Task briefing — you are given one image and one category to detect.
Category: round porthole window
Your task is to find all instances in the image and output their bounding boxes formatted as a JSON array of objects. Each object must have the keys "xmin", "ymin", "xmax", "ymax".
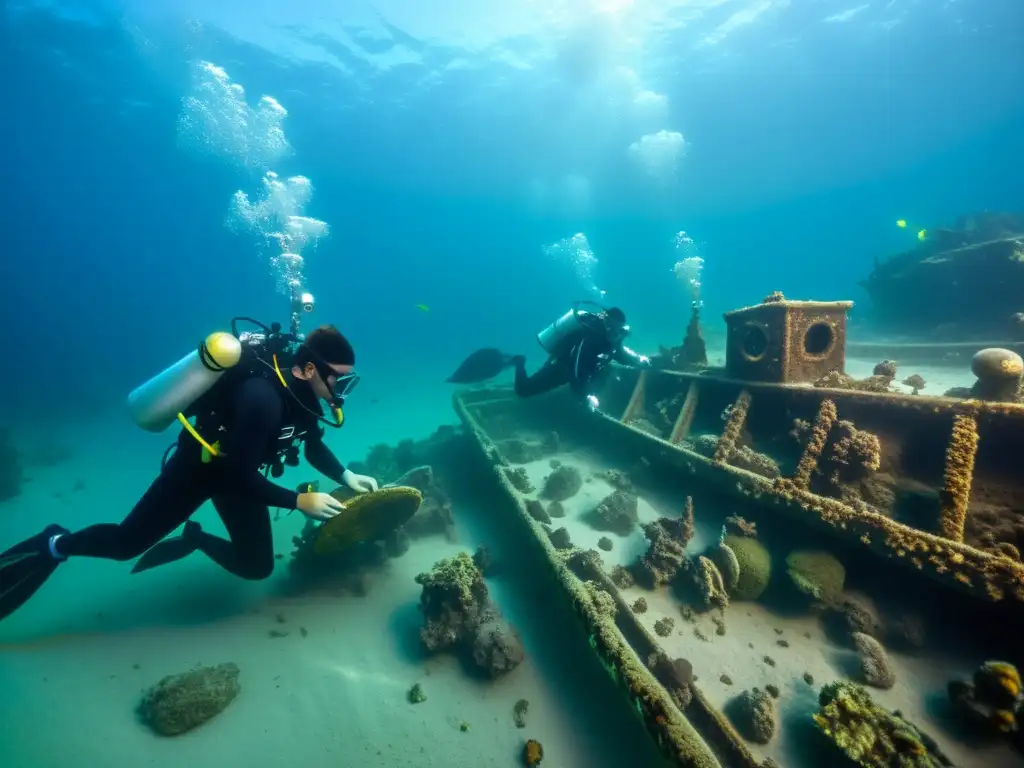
[
  {"xmin": 804, "ymin": 322, "xmax": 834, "ymax": 357},
  {"xmin": 739, "ymin": 323, "xmax": 769, "ymax": 361}
]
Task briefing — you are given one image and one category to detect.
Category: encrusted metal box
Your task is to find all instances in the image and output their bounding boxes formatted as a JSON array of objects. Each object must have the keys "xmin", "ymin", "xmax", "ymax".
[{"xmin": 724, "ymin": 298, "xmax": 853, "ymax": 383}]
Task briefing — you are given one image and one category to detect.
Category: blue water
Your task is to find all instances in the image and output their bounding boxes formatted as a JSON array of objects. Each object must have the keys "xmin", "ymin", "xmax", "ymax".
[{"xmin": 2, "ymin": 1, "xmax": 1024, "ymax": 766}]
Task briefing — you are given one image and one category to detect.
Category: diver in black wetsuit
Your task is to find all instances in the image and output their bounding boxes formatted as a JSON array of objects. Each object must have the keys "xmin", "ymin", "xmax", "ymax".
[
  {"xmin": 513, "ymin": 305, "xmax": 650, "ymax": 411},
  {"xmin": 0, "ymin": 325, "xmax": 379, "ymax": 621}
]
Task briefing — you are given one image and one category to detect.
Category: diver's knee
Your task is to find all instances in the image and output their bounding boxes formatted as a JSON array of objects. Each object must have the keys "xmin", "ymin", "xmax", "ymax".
[{"xmin": 239, "ymin": 558, "xmax": 275, "ymax": 581}]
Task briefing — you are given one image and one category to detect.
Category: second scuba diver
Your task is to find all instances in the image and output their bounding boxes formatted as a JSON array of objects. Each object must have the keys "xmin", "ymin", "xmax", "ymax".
[
  {"xmin": 513, "ymin": 303, "xmax": 650, "ymax": 410},
  {"xmin": 0, "ymin": 323, "xmax": 379, "ymax": 621}
]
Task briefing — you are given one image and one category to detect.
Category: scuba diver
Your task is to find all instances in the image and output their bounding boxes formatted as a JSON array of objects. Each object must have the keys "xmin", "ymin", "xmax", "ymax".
[
  {"xmin": 0, "ymin": 319, "xmax": 379, "ymax": 622},
  {"xmin": 513, "ymin": 303, "xmax": 650, "ymax": 411}
]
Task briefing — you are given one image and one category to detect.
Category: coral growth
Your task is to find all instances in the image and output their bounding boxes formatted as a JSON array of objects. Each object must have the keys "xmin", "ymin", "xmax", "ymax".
[
  {"xmin": 823, "ymin": 592, "xmax": 884, "ymax": 644},
  {"xmin": 713, "ymin": 390, "xmax": 752, "ymax": 464},
  {"xmin": 514, "ymin": 698, "xmax": 530, "ymax": 728},
  {"xmin": 792, "ymin": 400, "xmax": 838, "ymax": 489},
  {"xmin": 724, "ymin": 515, "xmax": 757, "ymax": 538},
  {"xmin": 791, "ymin": 414, "xmax": 882, "ymax": 503},
  {"xmin": 414, "ymin": 552, "xmax": 524, "ymax": 678},
  {"xmin": 949, "ymin": 660, "xmax": 1023, "ymax": 741},
  {"xmin": 526, "ymin": 500, "xmax": 551, "ymax": 524},
  {"xmin": 599, "ymin": 469, "xmax": 635, "ymax": 492},
  {"xmin": 903, "ymin": 375, "xmax": 926, "ymax": 395},
  {"xmin": 582, "ymin": 581, "xmax": 617, "ymax": 618},
  {"xmin": 137, "ymin": 662, "xmax": 241, "ymax": 736},
  {"xmin": 814, "ymin": 681, "xmax": 952, "ymax": 767},
  {"xmin": 813, "ymin": 369, "xmax": 896, "ymax": 393},
  {"xmin": 710, "ymin": 541, "xmax": 740, "ymax": 591},
  {"xmin": 723, "ymin": 534, "xmax": 772, "ymax": 600},
  {"xmin": 634, "ymin": 498, "xmax": 695, "ymax": 587},
  {"xmin": 970, "ymin": 348, "xmax": 1023, "ymax": 402},
  {"xmin": 694, "ymin": 555, "xmax": 729, "ymax": 609},
  {"xmin": 289, "ymin": 519, "xmax": 391, "ymax": 595},
  {"xmin": 852, "ymin": 632, "xmax": 896, "ymax": 690},
  {"xmin": 505, "ymin": 467, "xmax": 536, "ymax": 494},
  {"xmin": 938, "ymin": 414, "xmax": 978, "ymax": 542},
  {"xmin": 785, "ymin": 550, "xmax": 846, "ymax": 605},
  {"xmin": 586, "ymin": 490, "xmax": 639, "ymax": 536},
  {"xmin": 654, "ymin": 617, "xmax": 675, "ymax": 637},
  {"xmin": 729, "ymin": 688, "xmax": 776, "ymax": 744},
  {"xmin": 408, "ymin": 683, "xmax": 427, "ymax": 703},
  {"xmin": 648, "ymin": 652, "xmax": 694, "ymax": 710},
  {"xmin": 548, "ymin": 527, "xmax": 573, "ymax": 550},
  {"xmin": 522, "ymin": 739, "xmax": 544, "ymax": 766},
  {"xmin": 542, "ymin": 464, "xmax": 583, "ymax": 501}
]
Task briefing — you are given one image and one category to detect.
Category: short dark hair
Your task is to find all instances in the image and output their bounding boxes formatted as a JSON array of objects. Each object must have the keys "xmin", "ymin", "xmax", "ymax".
[
  {"xmin": 605, "ymin": 307, "xmax": 626, "ymax": 325},
  {"xmin": 302, "ymin": 325, "xmax": 355, "ymax": 365}
]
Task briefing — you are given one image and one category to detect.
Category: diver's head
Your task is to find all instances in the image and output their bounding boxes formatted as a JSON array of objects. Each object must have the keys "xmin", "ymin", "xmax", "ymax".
[
  {"xmin": 292, "ymin": 324, "xmax": 359, "ymax": 405},
  {"xmin": 602, "ymin": 306, "xmax": 629, "ymax": 342}
]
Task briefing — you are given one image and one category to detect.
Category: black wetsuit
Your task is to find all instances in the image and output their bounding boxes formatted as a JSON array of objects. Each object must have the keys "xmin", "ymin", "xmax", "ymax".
[
  {"xmin": 514, "ymin": 320, "xmax": 646, "ymax": 401},
  {"xmin": 56, "ymin": 373, "xmax": 347, "ymax": 580}
]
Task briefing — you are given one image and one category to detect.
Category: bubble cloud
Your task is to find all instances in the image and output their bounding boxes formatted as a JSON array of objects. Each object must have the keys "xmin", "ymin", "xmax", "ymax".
[
  {"xmin": 627, "ymin": 130, "xmax": 688, "ymax": 183},
  {"xmin": 543, "ymin": 232, "xmax": 603, "ymax": 299},
  {"xmin": 176, "ymin": 61, "xmax": 292, "ymax": 172},
  {"xmin": 227, "ymin": 172, "xmax": 330, "ymax": 295}
]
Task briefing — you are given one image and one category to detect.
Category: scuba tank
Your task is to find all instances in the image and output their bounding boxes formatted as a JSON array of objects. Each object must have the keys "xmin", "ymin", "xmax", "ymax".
[
  {"xmin": 537, "ymin": 301, "xmax": 607, "ymax": 354},
  {"xmin": 127, "ymin": 331, "xmax": 243, "ymax": 433},
  {"xmin": 128, "ymin": 287, "xmax": 317, "ymax": 434}
]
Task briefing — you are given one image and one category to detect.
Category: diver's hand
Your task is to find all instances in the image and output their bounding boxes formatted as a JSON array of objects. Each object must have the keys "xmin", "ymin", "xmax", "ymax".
[
  {"xmin": 586, "ymin": 394, "xmax": 600, "ymax": 412},
  {"xmin": 637, "ymin": 355, "xmax": 651, "ymax": 367},
  {"xmin": 342, "ymin": 469, "xmax": 379, "ymax": 494},
  {"xmin": 297, "ymin": 492, "xmax": 345, "ymax": 522}
]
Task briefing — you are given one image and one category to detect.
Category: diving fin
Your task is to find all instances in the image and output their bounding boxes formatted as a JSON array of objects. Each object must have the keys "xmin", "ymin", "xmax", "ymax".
[
  {"xmin": 131, "ymin": 521, "xmax": 202, "ymax": 574},
  {"xmin": 0, "ymin": 524, "xmax": 69, "ymax": 622}
]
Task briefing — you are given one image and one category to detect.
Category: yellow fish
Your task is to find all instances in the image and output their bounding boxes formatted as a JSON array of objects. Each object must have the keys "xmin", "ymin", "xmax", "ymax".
[
  {"xmin": 415, "ymin": 304, "xmax": 429, "ymax": 312},
  {"xmin": 917, "ymin": 229, "xmax": 927, "ymax": 241},
  {"xmin": 896, "ymin": 219, "xmax": 907, "ymax": 228}
]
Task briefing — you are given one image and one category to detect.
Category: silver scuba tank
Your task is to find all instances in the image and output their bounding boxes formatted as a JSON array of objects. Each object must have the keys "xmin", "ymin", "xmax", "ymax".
[
  {"xmin": 537, "ymin": 307, "xmax": 586, "ymax": 353},
  {"xmin": 127, "ymin": 331, "xmax": 243, "ymax": 433}
]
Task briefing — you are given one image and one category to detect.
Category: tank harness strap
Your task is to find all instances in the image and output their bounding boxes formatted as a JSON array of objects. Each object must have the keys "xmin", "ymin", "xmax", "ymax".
[
  {"xmin": 572, "ymin": 339, "xmax": 586, "ymax": 380},
  {"xmin": 174, "ymin": 354, "xmax": 290, "ymax": 462},
  {"xmin": 176, "ymin": 413, "xmax": 221, "ymax": 461}
]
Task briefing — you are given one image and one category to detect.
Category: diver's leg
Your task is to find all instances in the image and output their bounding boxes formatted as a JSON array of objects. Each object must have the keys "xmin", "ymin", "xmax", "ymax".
[
  {"xmin": 192, "ymin": 494, "xmax": 275, "ymax": 581},
  {"xmin": 513, "ymin": 357, "xmax": 570, "ymax": 398},
  {"xmin": 0, "ymin": 455, "xmax": 210, "ymax": 619},
  {"xmin": 57, "ymin": 453, "xmax": 211, "ymax": 562},
  {"xmin": 0, "ymin": 524, "xmax": 71, "ymax": 620}
]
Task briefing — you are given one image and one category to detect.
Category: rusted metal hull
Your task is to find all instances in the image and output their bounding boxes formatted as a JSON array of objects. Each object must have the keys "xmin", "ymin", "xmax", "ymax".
[{"xmin": 597, "ymin": 366, "xmax": 1024, "ymax": 606}]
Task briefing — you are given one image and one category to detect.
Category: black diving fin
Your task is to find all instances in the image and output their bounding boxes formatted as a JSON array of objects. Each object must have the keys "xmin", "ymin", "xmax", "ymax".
[
  {"xmin": 131, "ymin": 521, "xmax": 202, "ymax": 574},
  {"xmin": 0, "ymin": 524, "xmax": 69, "ymax": 622}
]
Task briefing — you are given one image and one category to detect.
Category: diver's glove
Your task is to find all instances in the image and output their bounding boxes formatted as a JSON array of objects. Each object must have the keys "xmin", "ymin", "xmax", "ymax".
[
  {"xmin": 637, "ymin": 355, "xmax": 651, "ymax": 367},
  {"xmin": 297, "ymin": 492, "xmax": 345, "ymax": 522},
  {"xmin": 586, "ymin": 394, "xmax": 600, "ymax": 412},
  {"xmin": 342, "ymin": 468, "xmax": 379, "ymax": 494}
]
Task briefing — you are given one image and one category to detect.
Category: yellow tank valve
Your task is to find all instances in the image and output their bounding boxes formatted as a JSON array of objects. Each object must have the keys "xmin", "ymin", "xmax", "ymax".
[{"xmin": 202, "ymin": 332, "xmax": 243, "ymax": 372}]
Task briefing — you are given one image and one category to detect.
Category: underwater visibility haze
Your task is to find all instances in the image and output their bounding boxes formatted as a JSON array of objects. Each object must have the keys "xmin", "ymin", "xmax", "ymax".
[{"xmin": 2, "ymin": 1, "xmax": 1024, "ymax": 767}]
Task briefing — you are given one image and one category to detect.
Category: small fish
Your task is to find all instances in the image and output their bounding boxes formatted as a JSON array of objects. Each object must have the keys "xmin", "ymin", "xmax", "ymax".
[
  {"xmin": 896, "ymin": 219, "xmax": 907, "ymax": 228},
  {"xmin": 415, "ymin": 304, "xmax": 429, "ymax": 312},
  {"xmin": 917, "ymin": 229, "xmax": 927, "ymax": 241}
]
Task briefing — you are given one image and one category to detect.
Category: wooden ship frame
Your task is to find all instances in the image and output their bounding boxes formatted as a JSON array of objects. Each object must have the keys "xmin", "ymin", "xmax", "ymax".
[{"xmin": 449, "ymin": 294, "xmax": 1024, "ymax": 767}]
